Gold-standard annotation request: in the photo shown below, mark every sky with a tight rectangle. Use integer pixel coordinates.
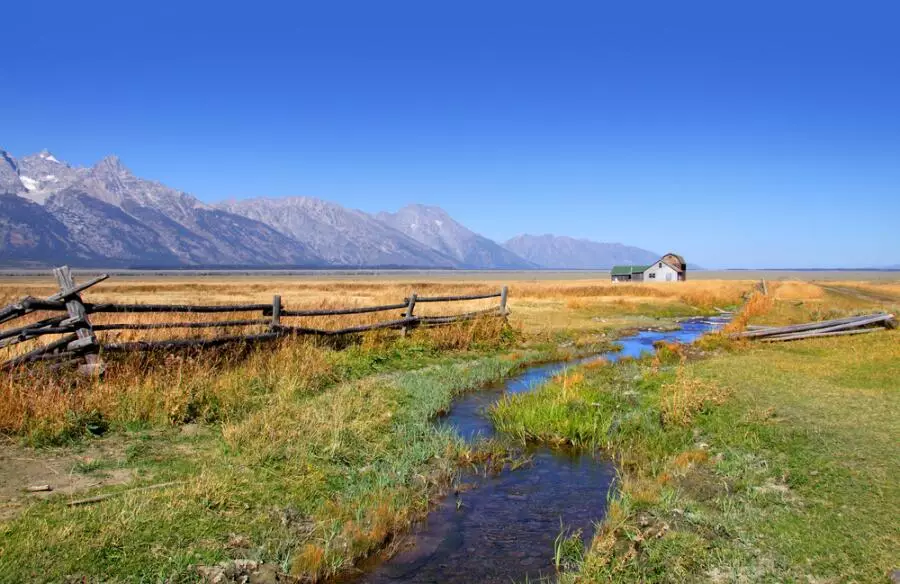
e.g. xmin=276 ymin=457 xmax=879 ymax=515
xmin=2 ymin=1 xmax=899 ymax=269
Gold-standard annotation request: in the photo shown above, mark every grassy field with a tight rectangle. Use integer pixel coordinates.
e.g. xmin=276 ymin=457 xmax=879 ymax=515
xmin=0 ymin=275 xmax=897 ymax=582
xmin=493 ymin=282 xmax=899 ymax=582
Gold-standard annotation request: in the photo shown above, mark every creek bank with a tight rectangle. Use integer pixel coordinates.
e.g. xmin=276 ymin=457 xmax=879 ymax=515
xmin=347 ymin=317 xmax=727 ymax=583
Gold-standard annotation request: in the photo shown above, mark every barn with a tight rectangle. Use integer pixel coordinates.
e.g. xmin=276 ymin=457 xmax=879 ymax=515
xmin=610 ymin=253 xmax=687 ymax=282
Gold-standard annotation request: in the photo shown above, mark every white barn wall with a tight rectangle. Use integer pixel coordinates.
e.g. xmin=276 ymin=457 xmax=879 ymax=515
xmin=643 ymin=261 xmax=680 ymax=282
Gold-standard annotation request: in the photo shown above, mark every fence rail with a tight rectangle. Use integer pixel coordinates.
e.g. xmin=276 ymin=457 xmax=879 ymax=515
xmin=0 ymin=266 xmax=510 ymax=374
xmin=730 ymin=312 xmax=896 ymax=343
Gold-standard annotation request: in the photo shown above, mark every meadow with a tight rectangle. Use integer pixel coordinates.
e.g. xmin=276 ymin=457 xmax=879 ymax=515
xmin=0 ymin=274 xmax=897 ymax=582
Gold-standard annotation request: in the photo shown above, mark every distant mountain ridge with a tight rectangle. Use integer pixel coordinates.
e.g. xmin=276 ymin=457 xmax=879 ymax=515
xmin=218 ymin=197 xmax=459 ymax=268
xmin=503 ymin=234 xmax=660 ymax=269
xmin=1 ymin=148 xmax=660 ymax=270
xmin=1 ymin=149 xmax=318 ymax=267
xmin=377 ymin=204 xmax=536 ymax=269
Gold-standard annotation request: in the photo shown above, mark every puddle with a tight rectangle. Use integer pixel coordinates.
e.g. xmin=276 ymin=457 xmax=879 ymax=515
xmin=352 ymin=317 xmax=727 ymax=583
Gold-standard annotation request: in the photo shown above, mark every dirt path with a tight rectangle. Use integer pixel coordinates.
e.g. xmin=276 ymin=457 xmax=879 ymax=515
xmin=819 ymin=284 xmax=899 ymax=305
xmin=0 ymin=439 xmax=133 ymax=520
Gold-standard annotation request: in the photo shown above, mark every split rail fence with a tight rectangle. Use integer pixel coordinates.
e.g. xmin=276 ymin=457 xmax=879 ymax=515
xmin=731 ymin=312 xmax=896 ymax=343
xmin=0 ymin=266 xmax=510 ymax=375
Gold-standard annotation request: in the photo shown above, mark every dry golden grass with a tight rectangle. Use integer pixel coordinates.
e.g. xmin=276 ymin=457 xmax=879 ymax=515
xmin=769 ymin=281 xmax=825 ymax=301
xmin=1 ymin=277 xmax=520 ymax=439
xmin=659 ymin=368 xmax=730 ymax=427
xmin=832 ymin=281 xmax=900 ymax=298
xmin=1 ymin=274 xmax=891 ymax=442
xmin=0 ymin=277 xmax=753 ymax=362
xmin=0 ymin=279 xmax=508 ymax=359
xmin=722 ymin=291 xmax=774 ymax=334
xmin=0 ymin=312 xmax=509 ymax=441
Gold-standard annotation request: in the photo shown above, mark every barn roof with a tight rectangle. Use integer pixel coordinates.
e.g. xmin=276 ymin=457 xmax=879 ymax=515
xmin=611 ymin=265 xmax=650 ymax=276
xmin=660 ymin=253 xmax=686 ymax=271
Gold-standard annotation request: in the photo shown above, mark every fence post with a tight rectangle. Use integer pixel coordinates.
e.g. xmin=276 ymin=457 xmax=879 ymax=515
xmin=499 ymin=285 xmax=509 ymax=316
xmin=52 ymin=266 xmax=104 ymax=376
xmin=402 ymin=292 xmax=417 ymax=337
xmin=271 ymin=295 xmax=281 ymax=329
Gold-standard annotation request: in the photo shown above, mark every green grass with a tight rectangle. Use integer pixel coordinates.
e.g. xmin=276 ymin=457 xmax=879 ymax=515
xmin=491 ymin=329 xmax=899 ymax=582
xmin=5 ymin=295 xmax=895 ymax=582
xmin=0 ymin=324 xmax=572 ymax=582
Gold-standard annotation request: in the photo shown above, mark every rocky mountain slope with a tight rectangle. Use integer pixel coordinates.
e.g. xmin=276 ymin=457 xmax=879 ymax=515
xmin=219 ymin=197 xmax=459 ymax=268
xmin=0 ymin=149 xmax=320 ymax=267
xmin=503 ymin=234 xmax=659 ymax=269
xmin=1 ymin=148 xmax=664 ymax=270
xmin=377 ymin=205 xmax=535 ymax=269
xmin=0 ymin=193 xmax=98 ymax=266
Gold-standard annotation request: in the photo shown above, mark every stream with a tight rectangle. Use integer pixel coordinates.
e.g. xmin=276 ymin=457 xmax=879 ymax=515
xmin=353 ymin=317 xmax=728 ymax=583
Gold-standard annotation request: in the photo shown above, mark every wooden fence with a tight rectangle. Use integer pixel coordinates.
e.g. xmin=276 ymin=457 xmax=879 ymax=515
xmin=731 ymin=312 xmax=896 ymax=342
xmin=0 ymin=266 xmax=510 ymax=375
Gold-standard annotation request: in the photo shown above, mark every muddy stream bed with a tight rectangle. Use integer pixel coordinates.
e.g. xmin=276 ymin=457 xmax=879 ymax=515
xmin=350 ymin=317 xmax=727 ymax=583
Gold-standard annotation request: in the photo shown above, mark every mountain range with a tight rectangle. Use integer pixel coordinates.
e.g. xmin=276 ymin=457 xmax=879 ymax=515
xmin=503 ymin=234 xmax=660 ymax=269
xmin=0 ymin=149 xmax=661 ymax=269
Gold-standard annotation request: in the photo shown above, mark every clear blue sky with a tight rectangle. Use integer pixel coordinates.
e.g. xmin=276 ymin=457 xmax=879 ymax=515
xmin=3 ymin=1 xmax=898 ymax=268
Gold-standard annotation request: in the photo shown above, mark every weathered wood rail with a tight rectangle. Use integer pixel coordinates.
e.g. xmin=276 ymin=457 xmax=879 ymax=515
xmin=0 ymin=266 xmax=510 ymax=374
xmin=730 ymin=312 xmax=896 ymax=343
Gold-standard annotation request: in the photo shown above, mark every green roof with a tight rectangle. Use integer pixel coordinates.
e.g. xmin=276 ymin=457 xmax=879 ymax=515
xmin=610 ymin=265 xmax=651 ymax=276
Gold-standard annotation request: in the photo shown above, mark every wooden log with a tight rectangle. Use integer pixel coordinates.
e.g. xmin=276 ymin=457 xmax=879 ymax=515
xmin=418 ymin=314 xmax=497 ymax=325
xmin=732 ymin=313 xmax=889 ymax=339
xmin=0 ymin=314 xmax=67 ymax=342
xmin=271 ymin=325 xmax=331 ymax=336
xmin=417 ymin=317 xmax=470 ymax=325
xmin=412 ymin=292 xmax=501 ymax=303
xmin=0 ymin=325 xmax=77 ymax=349
xmin=103 ymin=317 xmax=418 ymax=354
xmin=402 ymin=293 xmax=417 ymax=337
xmin=0 ymin=296 xmax=42 ymax=326
xmin=271 ymin=295 xmax=281 ymax=328
xmin=92 ymin=319 xmax=270 ymax=331
xmin=46 ymin=273 xmax=109 ymax=302
xmin=277 ymin=317 xmax=420 ymax=337
xmin=418 ymin=307 xmax=502 ymax=322
xmin=499 ymin=286 xmax=509 ymax=316
xmin=0 ymin=274 xmax=108 ymax=326
xmin=0 ymin=334 xmax=78 ymax=369
xmin=67 ymin=337 xmax=99 ymax=351
xmin=269 ymin=302 xmax=409 ymax=317
xmin=760 ymin=327 xmax=884 ymax=343
xmin=19 ymin=298 xmax=68 ymax=311
xmin=757 ymin=314 xmax=895 ymax=341
xmin=10 ymin=298 xmax=416 ymax=318
xmin=798 ymin=313 xmax=894 ymax=334
xmin=334 ymin=317 xmax=418 ymax=336
xmin=54 ymin=266 xmax=103 ymax=376
xmin=86 ymin=302 xmax=272 ymax=314
xmin=60 ymin=316 xmax=86 ymax=327
xmin=2 ymin=298 xmax=270 ymax=315
xmin=417 ymin=319 xmax=480 ymax=328
xmin=0 ymin=300 xmax=27 ymax=324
